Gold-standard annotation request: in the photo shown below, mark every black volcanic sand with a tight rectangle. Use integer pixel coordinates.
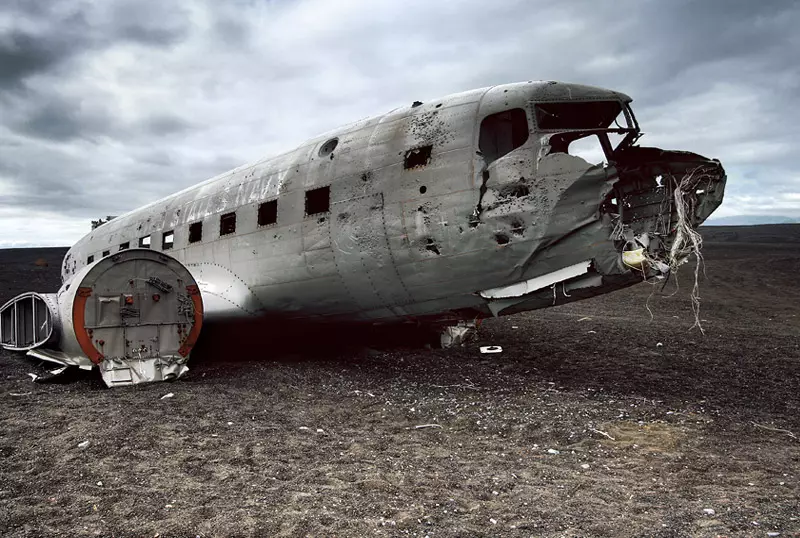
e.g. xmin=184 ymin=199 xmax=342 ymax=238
xmin=0 ymin=227 xmax=798 ymax=537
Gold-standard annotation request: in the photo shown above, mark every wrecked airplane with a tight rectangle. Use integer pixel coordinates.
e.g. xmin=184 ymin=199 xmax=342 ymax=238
xmin=0 ymin=81 xmax=725 ymax=386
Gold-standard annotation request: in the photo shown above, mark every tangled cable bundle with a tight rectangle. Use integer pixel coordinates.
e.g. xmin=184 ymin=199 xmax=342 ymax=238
xmin=639 ymin=165 xmax=719 ymax=332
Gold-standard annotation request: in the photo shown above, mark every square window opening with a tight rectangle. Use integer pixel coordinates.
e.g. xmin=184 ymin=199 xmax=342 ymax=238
xmin=87 ymin=255 xmax=94 ymax=264
xmin=139 ymin=235 xmax=151 ymax=248
xmin=305 ymin=186 xmax=330 ymax=216
xmin=220 ymin=212 xmax=236 ymax=236
xmin=258 ymin=200 xmax=278 ymax=226
xmin=189 ymin=221 xmax=203 ymax=243
xmin=102 ymin=250 xmax=110 ymax=257
xmin=119 ymin=242 xmax=129 ymax=251
xmin=162 ymin=231 xmax=174 ymax=250
xmin=479 ymin=108 xmax=529 ymax=166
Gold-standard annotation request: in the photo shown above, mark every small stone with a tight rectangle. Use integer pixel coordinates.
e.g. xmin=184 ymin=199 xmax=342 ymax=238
xmin=489 ymin=518 xmax=497 ymax=525
xmin=299 ymin=426 xmax=310 ymax=431
xmin=656 ymin=342 xmax=664 ymax=347
xmin=78 ymin=441 xmax=90 ymax=449
xmin=581 ymin=464 xmax=590 ymax=469
xmin=547 ymin=449 xmax=560 ymax=455
xmin=226 ymin=421 xmax=233 ymax=426
xmin=316 ymin=428 xmax=324 ymax=433
xmin=160 ymin=393 xmax=174 ymax=400
xmin=96 ymin=481 xmax=103 ymax=487
xmin=703 ymin=508 xmax=715 ymax=516
xmin=767 ymin=533 xmax=780 ymax=537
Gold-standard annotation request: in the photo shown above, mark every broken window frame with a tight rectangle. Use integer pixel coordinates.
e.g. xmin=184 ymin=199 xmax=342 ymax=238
xmin=533 ymin=101 xmax=641 ymax=162
xmin=119 ymin=242 xmax=130 ymax=251
xmin=219 ymin=212 xmax=237 ymax=236
xmin=188 ymin=221 xmax=203 ymax=244
xmin=478 ymin=108 xmax=530 ymax=166
xmin=305 ymin=186 xmax=330 ymax=216
xmin=258 ymin=199 xmax=278 ymax=226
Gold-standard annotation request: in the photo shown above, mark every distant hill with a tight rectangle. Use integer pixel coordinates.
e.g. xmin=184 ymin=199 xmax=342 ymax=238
xmin=704 ymin=215 xmax=800 ymax=226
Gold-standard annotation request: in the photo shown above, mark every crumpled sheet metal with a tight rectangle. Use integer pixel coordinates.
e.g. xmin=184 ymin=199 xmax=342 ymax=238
xmin=469 ymin=145 xmax=725 ymax=317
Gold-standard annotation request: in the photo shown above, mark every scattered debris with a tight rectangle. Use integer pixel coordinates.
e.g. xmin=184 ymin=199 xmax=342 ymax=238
xmin=479 ymin=346 xmax=503 ymax=354
xmin=751 ymin=421 xmax=798 ymax=441
xmin=9 ymin=392 xmax=31 ymax=397
xmin=703 ymin=508 xmax=716 ymax=516
xmin=27 ymin=373 xmax=38 ymax=381
xmin=440 ymin=321 xmax=476 ymax=348
xmin=768 ymin=532 xmax=781 ymax=537
xmin=547 ymin=448 xmax=560 ymax=455
xmin=226 ymin=421 xmax=234 ymax=426
xmin=299 ymin=426 xmax=310 ymax=431
xmin=581 ymin=464 xmax=590 ymax=469
xmin=316 ymin=428 xmax=324 ymax=433
xmin=78 ymin=441 xmax=90 ymax=449
xmin=590 ymin=428 xmax=616 ymax=441
xmin=489 ymin=518 xmax=498 ymax=525
xmin=96 ymin=481 xmax=103 ymax=487
xmin=414 ymin=424 xmax=443 ymax=430
xmin=577 ymin=316 xmax=591 ymax=322
xmin=160 ymin=393 xmax=174 ymax=400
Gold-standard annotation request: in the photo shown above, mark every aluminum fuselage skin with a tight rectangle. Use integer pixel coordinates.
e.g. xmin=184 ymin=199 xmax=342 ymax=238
xmin=59 ymin=81 xmax=723 ymax=324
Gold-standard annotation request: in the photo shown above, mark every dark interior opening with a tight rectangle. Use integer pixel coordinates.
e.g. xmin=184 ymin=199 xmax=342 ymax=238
xmin=220 ymin=212 xmax=236 ymax=236
xmin=305 ymin=186 xmax=330 ymax=216
xmin=258 ymin=200 xmax=278 ymax=226
xmin=119 ymin=242 xmax=129 ymax=251
xmin=479 ymin=108 xmax=529 ymax=166
xmin=404 ymin=145 xmax=433 ymax=169
xmin=534 ymin=101 xmax=623 ymax=130
xmin=189 ymin=221 xmax=203 ymax=243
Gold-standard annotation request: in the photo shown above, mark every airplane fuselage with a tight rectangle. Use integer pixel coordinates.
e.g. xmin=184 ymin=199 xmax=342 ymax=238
xmin=59 ymin=81 xmax=725 ymax=325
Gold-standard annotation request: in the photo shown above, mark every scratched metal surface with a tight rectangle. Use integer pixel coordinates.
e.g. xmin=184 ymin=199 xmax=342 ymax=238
xmin=58 ymin=81 xmax=722 ymax=324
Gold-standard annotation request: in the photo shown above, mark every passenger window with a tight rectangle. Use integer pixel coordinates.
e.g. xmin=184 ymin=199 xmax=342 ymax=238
xmin=220 ymin=212 xmax=236 ymax=235
xmin=139 ymin=235 xmax=151 ymax=248
xmin=479 ymin=108 xmax=529 ymax=165
xmin=258 ymin=200 xmax=277 ymax=226
xmin=189 ymin=222 xmax=202 ymax=243
xmin=162 ymin=231 xmax=174 ymax=250
xmin=119 ymin=242 xmax=130 ymax=251
xmin=305 ymin=186 xmax=330 ymax=216
xmin=87 ymin=255 xmax=94 ymax=264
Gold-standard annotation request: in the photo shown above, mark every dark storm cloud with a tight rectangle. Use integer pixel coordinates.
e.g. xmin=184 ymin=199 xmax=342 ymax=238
xmin=0 ymin=0 xmax=798 ymax=246
xmin=0 ymin=0 xmax=191 ymax=91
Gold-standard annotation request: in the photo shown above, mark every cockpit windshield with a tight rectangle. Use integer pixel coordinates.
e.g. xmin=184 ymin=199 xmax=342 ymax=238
xmin=535 ymin=100 xmax=640 ymax=164
xmin=534 ymin=101 xmax=635 ymax=131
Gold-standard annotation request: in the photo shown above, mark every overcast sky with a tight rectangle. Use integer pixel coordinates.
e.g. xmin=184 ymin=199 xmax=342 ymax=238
xmin=1 ymin=0 xmax=798 ymax=247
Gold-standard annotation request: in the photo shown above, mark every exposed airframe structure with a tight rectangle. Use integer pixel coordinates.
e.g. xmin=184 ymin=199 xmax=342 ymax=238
xmin=0 ymin=81 xmax=726 ymax=387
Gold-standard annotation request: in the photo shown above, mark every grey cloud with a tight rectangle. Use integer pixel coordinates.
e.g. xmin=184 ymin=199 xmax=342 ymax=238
xmin=1 ymin=0 xmax=799 ymax=246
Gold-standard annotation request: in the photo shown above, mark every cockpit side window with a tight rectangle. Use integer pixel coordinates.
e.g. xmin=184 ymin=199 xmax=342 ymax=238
xmin=479 ymin=108 xmax=529 ymax=166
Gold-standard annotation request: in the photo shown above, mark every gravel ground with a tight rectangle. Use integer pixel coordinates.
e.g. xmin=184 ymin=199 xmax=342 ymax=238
xmin=0 ymin=227 xmax=798 ymax=537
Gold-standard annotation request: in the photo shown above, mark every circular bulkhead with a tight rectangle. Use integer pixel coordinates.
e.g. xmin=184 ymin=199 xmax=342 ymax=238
xmin=58 ymin=248 xmax=204 ymax=385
